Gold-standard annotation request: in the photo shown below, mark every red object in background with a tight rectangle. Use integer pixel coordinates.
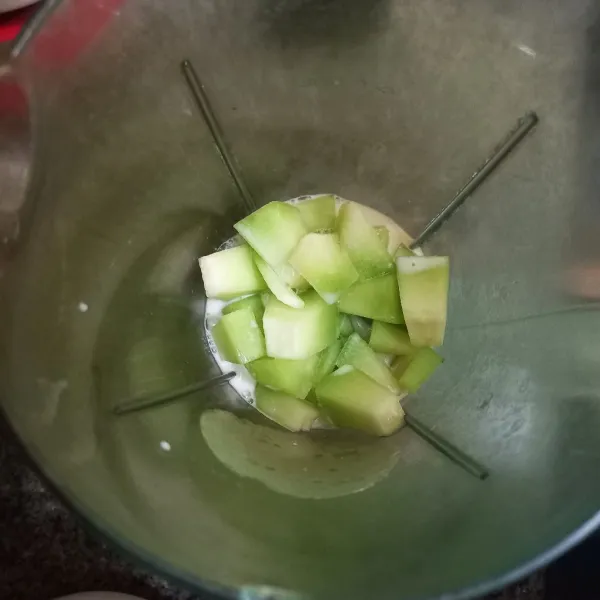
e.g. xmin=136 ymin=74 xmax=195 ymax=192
xmin=0 ymin=5 xmax=38 ymax=44
xmin=0 ymin=0 xmax=126 ymax=68
xmin=31 ymin=0 xmax=125 ymax=68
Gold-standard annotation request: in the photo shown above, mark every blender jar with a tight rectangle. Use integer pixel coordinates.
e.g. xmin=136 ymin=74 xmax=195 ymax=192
xmin=1 ymin=1 xmax=600 ymax=599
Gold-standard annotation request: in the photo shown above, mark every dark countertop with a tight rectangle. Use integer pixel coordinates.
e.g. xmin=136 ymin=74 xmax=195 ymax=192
xmin=0 ymin=420 xmax=547 ymax=600
xmin=0 ymin=423 xmax=197 ymax=600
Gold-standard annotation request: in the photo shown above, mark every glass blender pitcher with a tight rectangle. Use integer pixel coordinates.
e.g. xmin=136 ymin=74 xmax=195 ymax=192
xmin=2 ymin=1 xmax=600 ymax=599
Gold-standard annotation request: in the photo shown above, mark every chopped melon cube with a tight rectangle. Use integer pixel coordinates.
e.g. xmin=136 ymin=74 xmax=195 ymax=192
xmin=369 ymin=321 xmax=416 ymax=355
xmin=222 ymin=294 xmax=265 ymax=323
xmin=397 ymin=256 xmax=449 ymax=346
xmin=338 ymin=314 xmax=354 ymax=338
xmin=234 ymin=201 xmax=307 ymax=266
xmin=338 ymin=273 xmax=404 ymax=324
xmin=389 ymin=355 xmax=411 ymax=379
xmin=377 ymin=353 xmax=395 ymax=366
xmin=255 ymin=254 xmax=305 ymax=309
xmin=296 ymin=195 xmax=336 ymax=231
xmin=350 ymin=315 xmax=372 ymax=340
xmin=289 ymin=233 xmax=358 ymax=303
xmin=395 ymin=244 xmax=416 ymax=258
xmin=263 ymin=290 xmax=339 ymax=359
xmin=271 ymin=262 xmax=309 ymax=290
xmin=304 ymin=389 xmax=318 ymax=405
xmin=336 ymin=333 xmax=400 ymax=393
xmin=255 ymin=385 xmax=319 ymax=431
xmin=337 ymin=202 xmax=394 ymax=278
xmin=315 ymin=367 xmax=405 ymax=436
xmin=211 ymin=308 xmax=265 ymax=364
xmin=350 ymin=201 xmax=414 ymax=255
xmin=374 ymin=226 xmax=389 ymax=249
xmin=261 ymin=291 xmax=273 ymax=307
xmin=391 ymin=347 xmax=443 ymax=392
xmin=248 ymin=355 xmax=318 ymax=399
xmin=314 ymin=340 xmax=342 ymax=383
xmin=199 ymin=245 xmax=266 ymax=299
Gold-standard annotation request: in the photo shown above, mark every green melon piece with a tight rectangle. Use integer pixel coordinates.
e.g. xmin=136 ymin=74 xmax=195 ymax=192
xmin=263 ymin=290 xmax=339 ymax=359
xmin=255 ymin=385 xmax=319 ymax=431
xmin=395 ymin=244 xmax=416 ymax=258
xmin=314 ymin=340 xmax=342 ymax=383
xmin=304 ymin=389 xmax=319 ymax=405
xmin=271 ymin=261 xmax=309 ymax=290
xmin=374 ymin=226 xmax=390 ymax=249
xmin=337 ymin=202 xmax=394 ymax=278
xmin=397 ymin=256 xmax=449 ymax=347
xmin=391 ymin=347 xmax=443 ymax=392
xmin=338 ymin=314 xmax=354 ymax=338
xmin=315 ymin=367 xmax=405 ymax=436
xmin=377 ymin=353 xmax=395 ymax=366
xmin=296 ymin=195 xmax=337 ymax=231
xmin=350 ymin=201 xmax=414 ymax=255
xmin=336 ymin=333 xmax=400 ymax=393
xmin=211 ymin=307 xmax=265 ymax=364
xmin=390 ymin=355 xmax=411 ymax=379
xmin=289 ymin=233 xmax=358 ymax=303
xmin=261 ymin=291 xmax=274 ymax=307
xmin=200 ymin=409 xmax=402 ymax=499
xmin=338 ymin=273 xmax=404 ymax=324
xmin=369 ymin=321 xmax=416 ymax=355
xmin=248 ymin=355 xmax=319 ymax=399
xmin=234 ymin=201 xmax=307 ymax=266
xmin=199 ymin=245 xmax=266 ymax=299
xmin=222 ymin=294 xmax=265 ymax=324
xmin=350 ymin=315 xmax=372 ymax=341
xmin=255 ymin=254 xmax=305 ymax=309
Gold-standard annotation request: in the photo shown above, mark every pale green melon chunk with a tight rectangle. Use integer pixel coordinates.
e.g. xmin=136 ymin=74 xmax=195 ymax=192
xmin=296 ymin=195 xmax=336 ymax=231
xmin=271 ymin=261 xmax=309 ymax=290
xmin=338 ymin=273 xmax=404 ymax=324
xmin=255 ymin=254 xmax=305 ymax=309
xmin=234 ymin=201 xmax=307 ymax=266
xmin=369 ymin=321 xmax=416 ymax=355
xmin=289 ymin=233 xmax=358 ymax=303
xmin=397 ymin=256 xmax=449 ymax=346
xmin=377 ymin=353 xmax=395 ymax=366
xmin=222 ymin=294 xmax=265 ymax=324
xmin=248 ymin=355 xmax=319 ymax=399
xmin=315 ymin=367 xmax=405 ymax=436
xmin=391 ymin=347 xmax=443 ymax=392
xmin=263 ymin=290 xmax=339 ymax=359
xmin=314 ymin=339 xmax=343 ymax=383
xmin=374 ymin=226 xmax=389 ymax=249
xmin=389 ymin=355 xmax=411 ymax=381
xmin=211 ymin=308 xmax=265 ymax=364
xmin=261 ymin=291 xmax=273 ymax=307
xmin=337 ymin=202 xmax=394 ymax=278
xmin=350 ymin=200 xmax=414 ymax=255
xmin=336 ymin=333 xmax=400 ymax=393
xmin=199 ymin=245 xmax=266 ymax=299
xmin=395 ymin=244 xmax=416 ymax=258
xmin=304 ymin=389 xmax=319 ymax=405
xmin=350 ymin=315 xmax=372 ymax=341
xmin=338 ymin=314 xmax=354 ymax=338
xmin=255 ymin=385 xmax=319 ymax=431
